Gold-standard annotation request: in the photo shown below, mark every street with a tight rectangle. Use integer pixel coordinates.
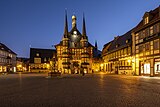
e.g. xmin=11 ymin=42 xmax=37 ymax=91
xmin=0 ymin=73 xmax=160 ymax=107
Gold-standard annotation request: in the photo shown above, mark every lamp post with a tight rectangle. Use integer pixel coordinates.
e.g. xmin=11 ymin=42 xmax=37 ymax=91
xmin=53 ymin=56 xmax=56 ymax=73
xmin=50 ymin=56 xmax=56 ymax=73
xmin=100 ymin=63 xmax=104 ymax=72
xmin=48 ymin=55 xmax=60 ymax=77
xmin=128 ymin=58 xmax=135 ymax=75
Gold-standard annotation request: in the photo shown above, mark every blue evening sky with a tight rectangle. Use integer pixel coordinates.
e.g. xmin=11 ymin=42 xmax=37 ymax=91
xmin=0 ymin=0 xmax=160 ymax=57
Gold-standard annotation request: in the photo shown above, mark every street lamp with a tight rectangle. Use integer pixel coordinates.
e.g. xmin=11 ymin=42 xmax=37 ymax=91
xmin=128 ymin=58 xmax=135 ymax=75
xmin=50 ymin=56 xmax=56 ymax=73
xmin=100 ymin=64 xmax=104 ymax=71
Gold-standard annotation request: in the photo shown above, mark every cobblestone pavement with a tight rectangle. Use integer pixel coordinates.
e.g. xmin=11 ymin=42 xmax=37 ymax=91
xmin=0 ymin=73 xmax=160 ymax=107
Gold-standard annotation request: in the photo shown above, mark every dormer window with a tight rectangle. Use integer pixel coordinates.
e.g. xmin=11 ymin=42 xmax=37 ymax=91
xmin=44 ymin=58 xmax=47 ymax=62
xmin=36 ymin=53 xmax=39 ymax=57
xmin=149 ymin=26 xmax=153 ymax=35
xmin=116 ymin=44 xmax=119 ymax=48
xmin=144 ymin=16 xmax=149 ymax=24
xmin=126 ymin=39 xmax=129 ymax=43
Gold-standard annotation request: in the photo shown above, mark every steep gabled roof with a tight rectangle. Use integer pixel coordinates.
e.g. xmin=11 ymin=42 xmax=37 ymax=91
xmin=102 ymin=41 xmax=112 ymax=56
xmin=55 ymin=41 xmax=63 ymax=47
xmin=17 ymin=57 xmax=29 ymax=63
xmin=108 ymin=30 xmax=132 ymax=52
xmin=133 ymin=6 xmax=160 ymax=32
xmin=30 ymin=48 xmax=56 ymax=63
xmin=69 ymin=26 xmax=82 ymax=36
xmin=0 ymin=43 xmax=17 ymax=55
xmin=102 ymin=30 xmax=132 ymax=55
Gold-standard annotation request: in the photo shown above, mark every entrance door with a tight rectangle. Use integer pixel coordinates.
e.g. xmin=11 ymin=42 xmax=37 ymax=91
xmin=72 ymin=61 xmax=79 ymax=74
xmin=155 ymin=62 xmax=160 ymax=74
xmin=115 ymin=66 xmax=118 ymax=74
xmin=143 ymin=63 xmax=150 ymax=74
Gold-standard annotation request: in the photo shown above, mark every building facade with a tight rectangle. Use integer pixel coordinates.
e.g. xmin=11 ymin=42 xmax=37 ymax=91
xmin=92 ymin=41 xmax=102 ymax=73
xmin=102 ymin=31 xmax=132 ymax=75
xmin=132 ymin=6 xmax=160 ymax=76
xmin=0 ymin=43 xmax=17 ymax=73
xmin=16 ymin=57 xmax=29 ymax=72
xmin=55 ymin=12 xmax=100 ymax=74
xmin=102 ymin=6 xmax=160 ymax=77
xmin=29 ymin=48 xmax=56 ymax=72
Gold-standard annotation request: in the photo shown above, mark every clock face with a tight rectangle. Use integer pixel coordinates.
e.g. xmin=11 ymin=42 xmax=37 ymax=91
xmin=69 ymin=30 xmax=81 ymax=48
xmin=73 ymin=31 xmax=77 ymax=35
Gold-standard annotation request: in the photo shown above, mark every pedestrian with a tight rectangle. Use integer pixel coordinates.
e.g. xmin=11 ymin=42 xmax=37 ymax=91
xmin=82 ymin=71 xmax=85 ymax=76
xmin=92 ymin=70 xmax=94 ymax=73
xmin=80 ymin=66 xmax=85 ymax=76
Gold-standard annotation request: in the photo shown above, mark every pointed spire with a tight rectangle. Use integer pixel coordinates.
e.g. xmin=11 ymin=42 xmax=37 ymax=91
xmin=64 ymin=9 xmax=68 ymax=38
xmin=82 ymin=13 xmax=87 ymax=38
xmin=95 ymin=40 xmax=98 ymax=50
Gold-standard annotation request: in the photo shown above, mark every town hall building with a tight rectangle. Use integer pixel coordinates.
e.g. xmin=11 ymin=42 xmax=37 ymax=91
xmin=55 ymin=12 xmax=101 ymax=74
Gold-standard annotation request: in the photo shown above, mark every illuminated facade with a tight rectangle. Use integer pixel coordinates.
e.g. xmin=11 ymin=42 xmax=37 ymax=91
xmin=55 ymin=12 xmax=100 ymax=74
xmin=29 ymin=48 xmax=56 ymax=72
xmin=16 ymin=57 xmax=29 ymax=72
xmin=92 ymin=41 xmax=102 ymax=73
xmin=102 ymin=31 xmax=132 ymax=75
xmin=102 ymin=6 xmax=160 ymax=77
xmin=132 ymin=6 xmax=160 ymax=76
xmin=0 ymin=43 xmax=17 ymax=73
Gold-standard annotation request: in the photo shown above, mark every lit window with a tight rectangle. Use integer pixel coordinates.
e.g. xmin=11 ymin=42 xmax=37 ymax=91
xmin=34 ymin=58 xmax=41 ymax=63
xmin=154 ymin=40 xmax=159 ymax=50
xmin=150 ymin=26 xmax=153 ymax=35
xmin=145 ymin=28 xmax=149 ymax=37
xmin=116 ymin=44 xmax=119 ymax=48
xmin=145 ymin=43 xmax=150 ymax=51
xmin=44 ymin=58 xmax=47 ymax=62
xmin=126 ymin=39 xmax=129 ymax=43
xmin=139 ymin=31 xmax=145 ymax=39
xmin=144 ymin=17 xmax=149 ymax=24
xmin=139 ymin=45 xmax=144 ymax=53
xmin=36 ymin=53 xmax=39 ymax=57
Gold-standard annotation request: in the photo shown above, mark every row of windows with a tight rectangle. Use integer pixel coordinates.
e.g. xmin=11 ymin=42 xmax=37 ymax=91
xmin=0 ymin=50 xmax=14 ymax=58
xmin=62 ymin=58 xmax=89 ymax=63
xmin=119 ymin=60 xmax=131 ymax=66
xmin=137 ymin=39 xmax=160 ymax=53
xmin=135 ymin=22 xmax=160 ymax=44
xmin=104 ymin=47 xmax=131 ymax=60
xmin=30 ymin=64 xmax=49 ymax=68
xmin=104 ymin=61 xmax=131 ymax=71
xmin=0 ymin=58 xmax=8 ymax=63
xmin=0 ymin=58 xmax=13 ymax=63
xmin=83 ymin=58 xmax=89 ymax=62
xmin=72 ymin=55 xmax=81 ymax=60
xmin=57 ymin=48 xmax=92 ymax=56
xmin=63 ymin=58 xmax=70 ymax=63
xmin=35 ymin=55 xmax=51 ymax=62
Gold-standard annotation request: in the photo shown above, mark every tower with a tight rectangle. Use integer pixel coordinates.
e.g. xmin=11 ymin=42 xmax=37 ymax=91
xmin=80 ymin=14 xmax=90 ymax=70
xmin=81 ymin=14 xmax=88 ymax=47
xmin=62 ymin=10 xmax=70 ymax=73
xmin=55 ymin=12 xmax=95 ymax=74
